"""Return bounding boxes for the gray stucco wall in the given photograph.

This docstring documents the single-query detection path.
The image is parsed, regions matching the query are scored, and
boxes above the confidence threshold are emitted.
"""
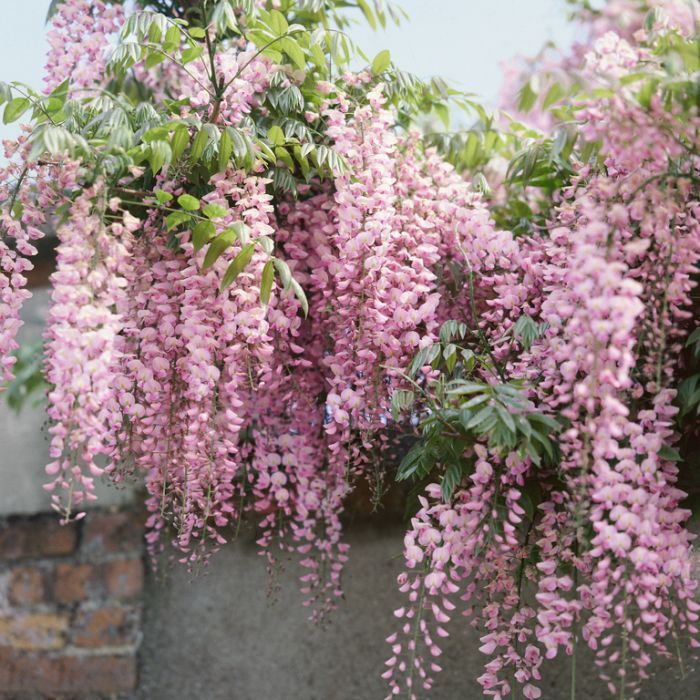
[137,519,700,700]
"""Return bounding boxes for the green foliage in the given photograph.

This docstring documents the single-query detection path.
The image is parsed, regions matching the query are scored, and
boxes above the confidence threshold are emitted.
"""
[677,374,700,422]
[3,341,46,414]
[371,49,391,75]
[392,319,560,504]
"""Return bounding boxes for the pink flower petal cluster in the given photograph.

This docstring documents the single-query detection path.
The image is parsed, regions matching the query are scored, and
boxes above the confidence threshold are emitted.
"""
[386,17,699,699]
[0,133,79,381]
[0,1,698,696]
[43,182,132,521]
[44,0,124,94]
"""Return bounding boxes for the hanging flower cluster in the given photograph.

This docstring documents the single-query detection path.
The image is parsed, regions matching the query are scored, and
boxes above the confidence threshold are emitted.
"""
[0,134,79,382]
[44,0,124,94]
[385,8,700,700]
[1,0,698,696]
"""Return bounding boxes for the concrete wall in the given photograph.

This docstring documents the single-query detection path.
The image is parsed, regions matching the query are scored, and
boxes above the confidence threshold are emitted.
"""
[137,520,700,700]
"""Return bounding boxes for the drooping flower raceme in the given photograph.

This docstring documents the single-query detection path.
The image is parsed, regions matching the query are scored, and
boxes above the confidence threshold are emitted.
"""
[385,16,700,700]
[0,0,698,697]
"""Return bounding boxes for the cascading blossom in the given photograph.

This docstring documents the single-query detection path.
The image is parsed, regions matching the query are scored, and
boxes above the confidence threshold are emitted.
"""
[44,0,124,94]
[385,12,700,700]
[0,134,78,381]
[1,0,698,696]
[43,183,133,521]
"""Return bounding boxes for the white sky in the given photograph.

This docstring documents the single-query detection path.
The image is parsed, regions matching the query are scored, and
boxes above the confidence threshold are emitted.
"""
[0,0,577,143]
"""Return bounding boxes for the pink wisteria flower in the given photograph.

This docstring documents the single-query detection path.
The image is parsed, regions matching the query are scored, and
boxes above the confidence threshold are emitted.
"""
[0,0,697,698]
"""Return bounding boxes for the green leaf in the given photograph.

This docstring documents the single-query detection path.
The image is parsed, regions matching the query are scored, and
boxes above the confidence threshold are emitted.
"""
[203,229,238,271]
[310,42,326,70]
[407,344,441,377]
[515,415,532,441]
[473,172,490,195]
[0,82,12,105]
[171,126,189,160]
[495,402,516,434]
[357,0,377,30]
[189,27,207,39]
[192,220,216,252]
[203,203,228,219]
[637,79,657,109]
[182,44,204,65]
[177,194,200,211]
[371,49,391,75]
[212,0,238,33]
[145,51,166,69]
[260,259,274,306]
[280,37,305,70]
[686,326,700,357]
[148,140,172,174]
[42,126,71,155]
[441,462,463,502]
[231,221,250,245]
[166,211,191,230]
[267,124,285,146]
[257,235,274,256]
[190,127,210,162]
[397,443,430,481]
[290,278,308,316]
[460,394,490,410]
[147,20,163,44]
[644,8,657,33]
[444,343,457,373]
[3,339,46,413]
[164,25,181,52]
[463,131,480,168]
[218,125,233,172]
[542,82,565,110]
[520,491,535,522]
[448,381,487,396]
[268,9,289,36]
[677,375,700,418]
[275,146,295,170]
[517,80,538,113]
[46,0,61,21]
[220,243,255,289]
[528,413,561,433]
[439,320,467,344]
[390,389,414,421]
[272,257,292,289]
[3,97,30,124]
[155,189,174,204]
[466,405,494,431]
[659,445,682,462]
[433,103,450,129]
[530,429,555,461]
[142,125,171,143]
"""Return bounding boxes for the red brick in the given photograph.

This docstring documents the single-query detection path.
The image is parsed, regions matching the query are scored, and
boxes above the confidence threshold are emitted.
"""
[72,606,139,647]
[82,509,145,556]
[0,516,78,561]
[52,559,144,604]
[0,646,137,693]
[52,562,94,604]
[103,559,144,600]
[7,566,48,606]
[0,613,68,651]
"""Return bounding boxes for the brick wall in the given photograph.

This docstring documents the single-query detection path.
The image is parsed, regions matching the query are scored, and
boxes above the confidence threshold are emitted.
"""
[0,509,145,697]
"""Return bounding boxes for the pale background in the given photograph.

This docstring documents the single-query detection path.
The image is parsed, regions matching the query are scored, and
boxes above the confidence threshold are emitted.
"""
[0,0,583,146]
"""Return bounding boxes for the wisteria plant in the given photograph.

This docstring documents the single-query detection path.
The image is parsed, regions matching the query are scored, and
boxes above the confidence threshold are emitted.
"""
[1,0,699,698]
